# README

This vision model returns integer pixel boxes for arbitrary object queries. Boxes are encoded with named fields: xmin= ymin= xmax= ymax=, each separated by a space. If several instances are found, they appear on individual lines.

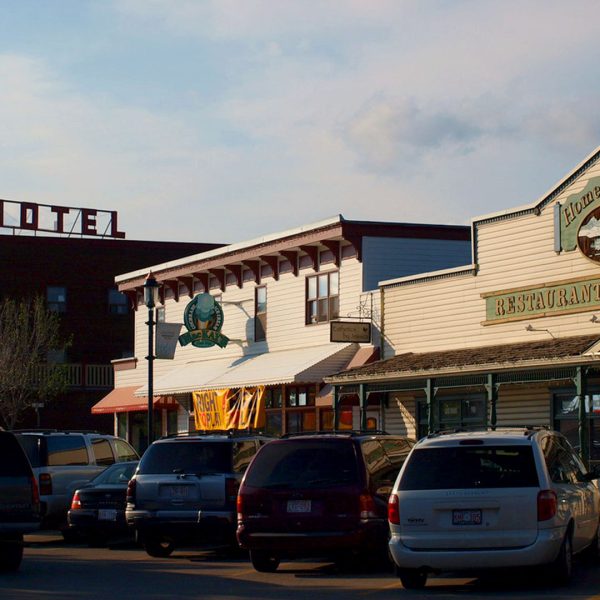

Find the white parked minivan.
xmin=388 ymin=428 xmax=600 ymax=589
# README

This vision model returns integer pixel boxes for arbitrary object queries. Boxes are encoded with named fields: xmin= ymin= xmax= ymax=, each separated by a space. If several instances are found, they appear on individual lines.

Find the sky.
xmin=1 ymin=0 xmax=600 ymax=245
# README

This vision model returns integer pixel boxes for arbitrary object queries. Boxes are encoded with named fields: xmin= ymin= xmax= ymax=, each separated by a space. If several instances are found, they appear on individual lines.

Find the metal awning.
xmin=91 ymin=386 xmax=178 ymax=414
xmin=137 ymin=343 xmax=358 ymax=397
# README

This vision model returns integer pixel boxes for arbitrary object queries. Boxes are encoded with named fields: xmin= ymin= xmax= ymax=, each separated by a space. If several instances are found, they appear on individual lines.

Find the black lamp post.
xmin=144 ymin=271 xmax=159 ymax=448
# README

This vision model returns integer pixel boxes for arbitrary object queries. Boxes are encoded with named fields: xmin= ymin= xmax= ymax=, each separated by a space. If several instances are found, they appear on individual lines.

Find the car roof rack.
xmin=281 ymin=429 xmax=390 ymax=439
xmin=159 ymin=429 xmax=274 ymax=439
xmin=425 ymin=425 xmax=550 ymax=440
xmin=11 ymin=429 xmax=101 ymax=434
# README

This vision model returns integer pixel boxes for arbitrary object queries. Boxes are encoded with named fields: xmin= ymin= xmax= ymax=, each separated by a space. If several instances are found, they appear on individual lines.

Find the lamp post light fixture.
xmin=144 ymin=271 xmax=159 ymax=448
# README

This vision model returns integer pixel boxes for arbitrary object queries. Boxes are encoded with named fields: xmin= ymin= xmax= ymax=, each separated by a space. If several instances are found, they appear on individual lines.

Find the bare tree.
xmin=0 ymin=296 xmax=69 ymax=429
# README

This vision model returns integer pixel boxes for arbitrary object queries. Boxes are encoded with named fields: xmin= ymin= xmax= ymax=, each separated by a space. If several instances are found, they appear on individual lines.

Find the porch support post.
xmin=486 ymin=373 xmax=498 ymax=429
xmin=426 ymin=378 xmax=435 ymax=434
xmin=359 ymin=384 xmax=367 ymax=431
xmin=576 ymin=366 xmax=589 ymax=467
xmin=333 ymin=385 xmax=340 ymax=430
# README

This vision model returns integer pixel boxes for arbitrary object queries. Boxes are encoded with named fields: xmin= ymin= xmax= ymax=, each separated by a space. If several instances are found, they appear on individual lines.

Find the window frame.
xmin=305 ymin=271 xmax=340 ymax=325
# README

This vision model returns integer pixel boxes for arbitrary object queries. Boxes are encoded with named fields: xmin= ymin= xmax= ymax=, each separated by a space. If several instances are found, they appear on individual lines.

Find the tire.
xmin=552 ymin=532 xmax=573 ymax=586
xmin=143 ymin=536 xmax=175 ymax=558
xmin=0 ymin=535 xmax=24 ymax=573
xmin=249 ymin=550 xmax=280 ymax=573
xmin=396 ymin=566 xmax=428 ymax=590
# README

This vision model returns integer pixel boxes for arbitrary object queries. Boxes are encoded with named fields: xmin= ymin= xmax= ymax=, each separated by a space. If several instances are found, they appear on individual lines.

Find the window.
xmin=47 ymin=436 xmax=88 ymax=466
xmin=286 ymin=386 xmax=315 ymax=407
xmin=47 ymin=286 xmax=67 ymax=313
xmin=306 ymin=272 xmax=339 ymax=324
xmin=255 ymin=286 xmax=267 ymax=342
xmin=114 ymin=439 xmax=138 ymax=461
xmin=417 ymin=394 xmax=486 ymax=437
xmin=91 ymin=438 xmax=115 ymax=466
xmin=108 ymin=288 xmax=128 ymax=314
xmin=265 ymin=388 xmax=282 ymax=408
xmin=553 ymin=392 xmax=600 ymax=463
xmin=156 ymin=307 xmax=166 ymax=323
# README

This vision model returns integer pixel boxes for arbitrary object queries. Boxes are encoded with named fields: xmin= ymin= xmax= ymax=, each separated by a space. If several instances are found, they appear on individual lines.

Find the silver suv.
xmin=126 ymin=432 xmax=272 ymax=558
xmin=388 ymin=428 xmax=600 ymax=589
xmin=15 ymin=430 xmax=138 ymax=534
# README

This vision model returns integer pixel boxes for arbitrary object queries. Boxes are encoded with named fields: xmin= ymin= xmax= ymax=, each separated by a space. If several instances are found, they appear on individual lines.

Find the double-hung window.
xmin=306 ymin=272 xmax=339 ymax=324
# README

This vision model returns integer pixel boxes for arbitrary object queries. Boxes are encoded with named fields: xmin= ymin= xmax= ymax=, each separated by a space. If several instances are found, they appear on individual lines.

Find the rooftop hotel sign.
xmin=0 ymin=199 xmax=125 ymax=238
xmin=482 ymin=276 xmax=600 ymax=325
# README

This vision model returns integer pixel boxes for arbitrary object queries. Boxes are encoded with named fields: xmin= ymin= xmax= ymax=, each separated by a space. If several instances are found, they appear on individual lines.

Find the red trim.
xmin=226 ymin=264 xmax=243 ymax=288
xmin=243 ymin=260 xmax=261 ymax=285
xmin=280 ymin=250 xmax=299 ymax=276
xmin=209 ymin=268 xmax=227 ymax=292
xmin=262 ymin=256 xmax=280 ymax=281
xmin=321 ymin=240 xmax=341 ymax=267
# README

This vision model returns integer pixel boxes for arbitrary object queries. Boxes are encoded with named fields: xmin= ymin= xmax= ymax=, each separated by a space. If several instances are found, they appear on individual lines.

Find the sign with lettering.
xmin=483 ymin=276 xmax=600 ymax=324
xmin=330 ymin=321 xmax=371 ymax=343
xmin=192 ymin=387 xmax=266 ymax=431
xmin=560 ymin=176 xmax=600 ymax=252
xmin=178 ymin=293 xmax=229 ymax=349
xmin=0 ymin=199 xmax=125 ymax=238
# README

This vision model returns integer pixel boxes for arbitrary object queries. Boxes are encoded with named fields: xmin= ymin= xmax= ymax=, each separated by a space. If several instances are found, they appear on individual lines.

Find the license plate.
xmin=287 ymin=500 xmax=311 ymax=513
xmin=452 ymin=509 xmax=482 ymax=525
xmin=98 ymin=509 xmax=117 ymax=521
xmin=166 ymin=486 xmax=190 ymax=499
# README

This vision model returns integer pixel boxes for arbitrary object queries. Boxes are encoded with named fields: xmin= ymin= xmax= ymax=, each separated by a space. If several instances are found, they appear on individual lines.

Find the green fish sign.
xmin=178 ymin=293 xmax=229 ymax=349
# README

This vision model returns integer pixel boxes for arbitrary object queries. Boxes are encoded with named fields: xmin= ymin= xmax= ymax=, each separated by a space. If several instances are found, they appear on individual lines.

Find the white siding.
xmin=119 ymin=257 xmax=366 ymax=390
xmin=383 ymin=168 xmax=600 ymax=355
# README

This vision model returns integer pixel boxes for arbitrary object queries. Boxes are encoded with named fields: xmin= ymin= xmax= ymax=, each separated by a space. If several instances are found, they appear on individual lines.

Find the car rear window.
xmin=139 ymin=441 xmax=232 ymax=474
xmin=15 ymin=434 xmax=42 ymax=468
xmin=244 ymin=439 xmax=360 ymax=489
xmin=400 ymin=445 xmax=539 ymax=490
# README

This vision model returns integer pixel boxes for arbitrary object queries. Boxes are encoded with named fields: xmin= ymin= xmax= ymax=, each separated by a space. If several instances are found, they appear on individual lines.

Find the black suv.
xmin=0 ymin=431 xmax=41 ymax=572
xmin=126 ymin=431 xmax=272 ymax=557
xmin=236 ymin=431 xmax=415 ymax=572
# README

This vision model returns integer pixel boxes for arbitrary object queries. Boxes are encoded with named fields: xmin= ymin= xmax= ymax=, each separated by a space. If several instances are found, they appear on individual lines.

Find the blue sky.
xmin=1 ymin=0 xmax=600 ymax=244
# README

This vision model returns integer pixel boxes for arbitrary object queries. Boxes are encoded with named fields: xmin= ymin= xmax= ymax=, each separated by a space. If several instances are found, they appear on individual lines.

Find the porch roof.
xmin=325 ymin=334 xmax=600 ymax=385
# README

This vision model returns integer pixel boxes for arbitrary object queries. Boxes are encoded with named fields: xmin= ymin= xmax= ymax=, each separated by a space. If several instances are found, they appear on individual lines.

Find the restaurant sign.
xmin=178 ymin=293 xmax=229 ymax=348
xmin=559 ymin=175 xmax=600 ymax=258
xmin=483 ymin=276 xmax=600 ymax=324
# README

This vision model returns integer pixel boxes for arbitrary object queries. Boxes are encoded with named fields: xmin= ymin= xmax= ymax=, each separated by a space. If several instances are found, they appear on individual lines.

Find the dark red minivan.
xmin=236 ymin=432 xmax=414 ymax=572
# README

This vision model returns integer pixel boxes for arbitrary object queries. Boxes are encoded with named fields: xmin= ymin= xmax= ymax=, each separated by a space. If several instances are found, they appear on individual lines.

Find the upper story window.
xmin=306 ymin=272 xmax=339 ymax=324
xmin=255 ymin=286 xmax=267 ymax=342
xmin=47 ymin=286 xmax=67 ymax=313
xmin=108 ymin=288 xmax=128 ymax=315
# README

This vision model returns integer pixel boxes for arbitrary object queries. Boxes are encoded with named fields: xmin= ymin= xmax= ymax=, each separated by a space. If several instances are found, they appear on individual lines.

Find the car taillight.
xmin=126 ymin=477 xmax=136 ymax=504
xmin=226 ymin=477 xmax=239 ymax=504
xmin=537 ymin=489 xmax=557 ymax=521
xmin=236 ymin=492 xmax=245 ymax=520
xmin=359 ymin=493 xmax=377 ymax=519
xmin=39 ymin=473 xmax=52 ymax=496
xmin=71 ymin=491 xmax=82 ymax=510
xmin=31 ymin=476 xmax=40 ymax=507
xmin=388 ymin=493 xmax=400 ymax=525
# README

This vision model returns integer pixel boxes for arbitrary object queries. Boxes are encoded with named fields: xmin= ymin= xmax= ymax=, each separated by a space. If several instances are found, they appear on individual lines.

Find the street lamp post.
xmin=144 ymin=271 xmax=159 ymax=449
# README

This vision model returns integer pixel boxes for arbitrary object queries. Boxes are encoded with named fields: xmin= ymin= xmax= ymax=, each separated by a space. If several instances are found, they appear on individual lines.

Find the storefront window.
xmin=117 ymin=413 xmax=127 ymax=440
xmin=265 ymin=388 xmax=283 ymax=409
xmin=265 ymin=411 xmax=282 ymax=436
xmin=553 ymin=392 xmax=600 ymax=463
xmin=418 ymin=394 xmax=486 ymax=437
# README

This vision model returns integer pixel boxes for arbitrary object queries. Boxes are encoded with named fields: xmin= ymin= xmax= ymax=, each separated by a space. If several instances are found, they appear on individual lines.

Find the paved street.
xmin=1 ymin=533 xmax=600 ymax=600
